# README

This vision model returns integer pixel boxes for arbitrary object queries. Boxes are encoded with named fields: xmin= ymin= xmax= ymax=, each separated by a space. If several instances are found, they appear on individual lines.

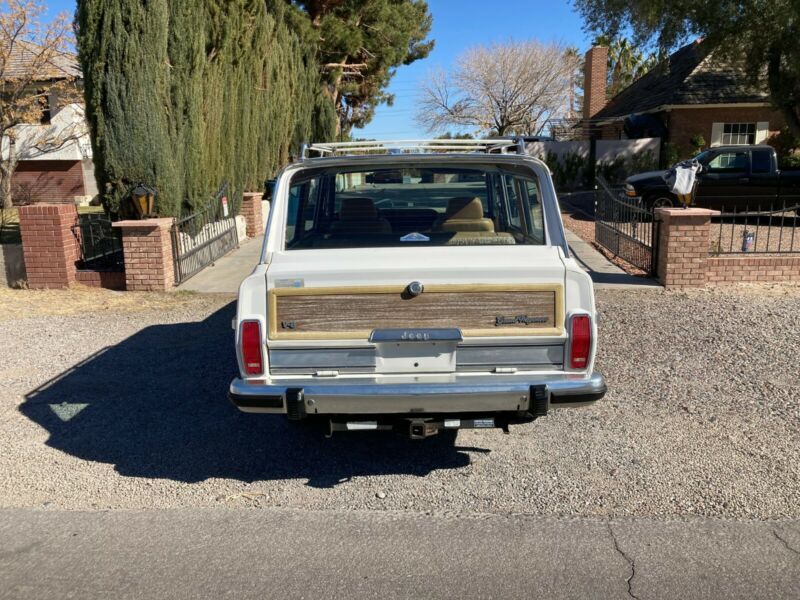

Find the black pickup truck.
xmin=624 ymin=145 xmax=800 ymax=212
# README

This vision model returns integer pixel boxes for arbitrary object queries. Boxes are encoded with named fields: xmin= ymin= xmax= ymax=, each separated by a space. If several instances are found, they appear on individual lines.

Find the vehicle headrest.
xmin=340 ymin=197 xmax=378 ymax=221
xmin=444 ymin=197 xmax=484 ymax=221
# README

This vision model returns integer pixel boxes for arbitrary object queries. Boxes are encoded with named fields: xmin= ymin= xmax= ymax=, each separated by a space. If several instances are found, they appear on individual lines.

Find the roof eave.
xmin=592 ymin=100 xmax=773 ymax=124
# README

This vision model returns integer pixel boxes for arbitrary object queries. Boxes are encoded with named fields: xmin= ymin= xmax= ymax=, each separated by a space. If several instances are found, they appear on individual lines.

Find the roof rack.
xmin=302 ymin=139 xmax=523 ymax=159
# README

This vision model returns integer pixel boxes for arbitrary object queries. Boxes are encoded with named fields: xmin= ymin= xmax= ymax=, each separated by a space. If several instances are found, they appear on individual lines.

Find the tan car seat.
xmin=330 ymin=197 xmax=392 ymax=234
xmin=434 ymin=197 xmax=495 ymax=232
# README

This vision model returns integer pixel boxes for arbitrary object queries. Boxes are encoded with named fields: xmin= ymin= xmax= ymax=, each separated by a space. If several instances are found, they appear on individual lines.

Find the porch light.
xmin=130 ymin=184 xmax=157 ymax=219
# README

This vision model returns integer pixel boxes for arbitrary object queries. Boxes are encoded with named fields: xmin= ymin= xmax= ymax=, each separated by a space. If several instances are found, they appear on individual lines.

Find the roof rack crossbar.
xmin=302 ymin=139 xmax=523 ymax=159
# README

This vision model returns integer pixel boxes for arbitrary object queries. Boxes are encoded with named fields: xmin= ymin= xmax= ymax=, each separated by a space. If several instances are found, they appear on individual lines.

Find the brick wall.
xmin=667 ymin=106 xmax=785 ymax=156
xmin=599 ymin=122 xmax=625 ymax=140
xmin=241 ymin=192 xmax=264 ymax=238
xmin=707 ymin=256 xmax=800 ymax=285
xmin=75 ymin=270 xmax=127 ymax=290
xmin=13 ymin=160 xmax=85 ymax=205
xmin=656 ymin=207 xmax=800 ymax=288
xmin=113 ymin=218 xmax=175 ymax=291
xmin=18 ymin=204 xmax=80 ymax=288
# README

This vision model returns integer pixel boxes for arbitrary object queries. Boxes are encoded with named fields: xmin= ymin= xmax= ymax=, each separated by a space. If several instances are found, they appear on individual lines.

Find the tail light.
xmin=240 ymin=320 xmax=263 ymax=375
xmin=569 ymin=315 xmax=592 ymax=369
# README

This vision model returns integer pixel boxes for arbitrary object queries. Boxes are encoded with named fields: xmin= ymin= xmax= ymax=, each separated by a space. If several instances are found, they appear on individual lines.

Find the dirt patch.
xmin=0 ymin=286 xmax=228 ymax=321
xmin=561 ymin=210 xmax=595 ymax=244
xmin=561 ymin=208 xmax=650 ymax=277
xmin=710 ymin=213 xmax=800 ymax=254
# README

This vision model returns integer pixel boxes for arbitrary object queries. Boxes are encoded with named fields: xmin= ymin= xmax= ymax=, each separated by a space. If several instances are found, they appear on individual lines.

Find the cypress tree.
xmin=76 ymin=0 xmax=336 ymax=217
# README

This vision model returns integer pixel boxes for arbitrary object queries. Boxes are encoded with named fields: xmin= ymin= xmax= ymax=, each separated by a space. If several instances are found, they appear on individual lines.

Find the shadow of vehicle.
xmin=20 ymin=302 xmax=476 ymax=488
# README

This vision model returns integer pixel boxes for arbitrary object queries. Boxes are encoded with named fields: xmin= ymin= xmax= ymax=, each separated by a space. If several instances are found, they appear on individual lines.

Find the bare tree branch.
xmin=416 ymin=40 xmax=581 ymax=137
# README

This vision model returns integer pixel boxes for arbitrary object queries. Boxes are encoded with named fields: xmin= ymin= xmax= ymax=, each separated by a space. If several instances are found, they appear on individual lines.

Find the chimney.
xmin=583 ymin=46 xmax=608 ymax=122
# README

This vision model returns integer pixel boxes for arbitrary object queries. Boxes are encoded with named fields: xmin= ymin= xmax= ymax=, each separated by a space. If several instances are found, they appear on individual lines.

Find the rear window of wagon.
xmin=284 ymin=163 xmax=546 ymax=249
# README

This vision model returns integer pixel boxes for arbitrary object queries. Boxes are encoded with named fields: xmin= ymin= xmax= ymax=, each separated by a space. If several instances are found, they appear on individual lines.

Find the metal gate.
xmin=594 ymin=175 xmax=659 ymax=274
xmin=171 ymin=183 xmax=239 ymax=284
xmin=73 ymin=213 xmax=125 ymax=270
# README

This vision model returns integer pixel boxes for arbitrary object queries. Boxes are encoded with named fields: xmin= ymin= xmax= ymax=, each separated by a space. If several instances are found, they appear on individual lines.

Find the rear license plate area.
xmin=371 ymin=328 xmax=460 ymax=374
xmin=374 ymin=341 xmax=457 ymax=373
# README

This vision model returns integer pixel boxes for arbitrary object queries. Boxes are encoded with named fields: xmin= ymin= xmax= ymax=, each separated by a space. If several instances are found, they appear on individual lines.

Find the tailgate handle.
xmin=369 ymin=328 xmax=463 ymax=343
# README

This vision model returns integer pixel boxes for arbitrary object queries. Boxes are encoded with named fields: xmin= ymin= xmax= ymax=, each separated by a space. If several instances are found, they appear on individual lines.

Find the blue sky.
xmin=45 ymin=0 xmax=591 ymax=138
xmin=357 ymin=0 xmax=591 ymax=138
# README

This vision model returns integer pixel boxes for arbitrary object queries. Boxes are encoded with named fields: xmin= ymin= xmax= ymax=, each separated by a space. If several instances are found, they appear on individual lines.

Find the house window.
xmin=722 ymin=123 xmax=756 ymax=145
xmin=38 ymin=91 xmax=52 ymax=125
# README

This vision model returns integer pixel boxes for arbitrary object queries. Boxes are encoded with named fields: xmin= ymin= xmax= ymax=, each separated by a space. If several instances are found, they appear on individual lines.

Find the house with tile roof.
xmin=582 ymin=40 xmax=785 ymax=158
xmin=1 ymin=41 xmax=96 ymax=206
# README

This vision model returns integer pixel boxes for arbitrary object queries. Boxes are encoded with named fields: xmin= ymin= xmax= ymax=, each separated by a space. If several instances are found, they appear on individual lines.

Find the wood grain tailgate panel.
xmin=270 ymin=285 xmax=563 ymax=339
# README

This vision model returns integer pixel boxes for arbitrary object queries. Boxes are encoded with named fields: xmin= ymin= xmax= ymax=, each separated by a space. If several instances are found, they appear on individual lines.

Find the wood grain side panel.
xmin=271 ymin=286 xmax=561 ymax=339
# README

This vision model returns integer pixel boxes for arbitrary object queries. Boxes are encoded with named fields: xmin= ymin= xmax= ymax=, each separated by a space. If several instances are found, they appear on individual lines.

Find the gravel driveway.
xmin=1 ymin=286 xmax=798 ymax=518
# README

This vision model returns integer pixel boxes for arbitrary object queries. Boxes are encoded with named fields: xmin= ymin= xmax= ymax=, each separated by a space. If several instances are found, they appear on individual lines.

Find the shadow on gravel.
xmin=20 ymin=302 xmax=476 ymax=488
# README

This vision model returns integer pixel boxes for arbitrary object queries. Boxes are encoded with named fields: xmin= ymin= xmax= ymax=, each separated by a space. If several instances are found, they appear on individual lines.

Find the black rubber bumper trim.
xmin=228 ymin=392 xmax=284 ymax=409
xmin=529 ymin=385 xmax=550 ymax=417
xmin=550 ymin=388 xmax=607 ymax=404
xmin=285 ymin=387 xmax=306 ymax=420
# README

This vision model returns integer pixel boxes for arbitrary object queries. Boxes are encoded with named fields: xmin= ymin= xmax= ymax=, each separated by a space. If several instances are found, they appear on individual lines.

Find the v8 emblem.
xmin=281 ymin=321 xmax=297 ymax=330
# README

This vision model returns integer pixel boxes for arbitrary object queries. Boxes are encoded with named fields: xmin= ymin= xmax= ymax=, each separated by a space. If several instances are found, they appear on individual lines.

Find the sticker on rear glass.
xmin=275 ymin=278 xmax=304 ymax=288
xmin=400 ymin=232 xmax=430 ymax=242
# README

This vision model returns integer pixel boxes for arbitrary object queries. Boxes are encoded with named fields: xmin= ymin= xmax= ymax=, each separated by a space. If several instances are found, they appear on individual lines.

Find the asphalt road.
xmin=559 ymin=190 xmax=597 ymax=217
xmin=1 ymin=508 xmax=799 ymax=600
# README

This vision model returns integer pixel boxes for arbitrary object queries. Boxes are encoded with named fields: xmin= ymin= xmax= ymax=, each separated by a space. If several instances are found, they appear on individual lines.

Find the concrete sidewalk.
xmin=1 ymin=508 xmax=798 ymax=599
xmin=177 ymin=235 xmax=264 ymax=293
xmin=565 ymin=228 xmax=661 ymax=290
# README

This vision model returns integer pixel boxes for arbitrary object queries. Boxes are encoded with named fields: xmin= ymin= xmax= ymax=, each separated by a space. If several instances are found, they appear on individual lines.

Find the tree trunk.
xmin=0 ymin=158 xmax=14 ymax=210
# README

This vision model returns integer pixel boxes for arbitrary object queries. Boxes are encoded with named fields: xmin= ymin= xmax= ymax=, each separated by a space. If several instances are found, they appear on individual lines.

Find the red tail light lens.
xmin=569 ymin=315 xmax=591 ymax=369
xmin=241 ymin=320 xmax=263 ymax=375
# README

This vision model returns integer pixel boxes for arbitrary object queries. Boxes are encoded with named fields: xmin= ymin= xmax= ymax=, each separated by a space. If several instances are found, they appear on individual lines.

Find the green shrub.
xmin=543 ymin=150 xmax=588 ymax=190
xmin=627 ymin=149 xmax=658 ymax=175
xmin=76 ymin=0 xmax=335 ymax=217
xmin=769 ymin=127 xmax=800 ymax=170
xmin=663 ymin=142 xmax=680 ymax=167
xmin=597 ymin=156 xmax=627 ymax=184
xmin=690 ymin=133 xmax=706 ymax=152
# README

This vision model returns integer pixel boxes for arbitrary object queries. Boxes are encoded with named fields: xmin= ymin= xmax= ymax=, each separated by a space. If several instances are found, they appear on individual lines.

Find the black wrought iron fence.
xmin=73 ymin=213 xmax=124 ymax=270
xmin=711 ymin=203 xmax=800 ymax=255
xmin=594 ymin=175 xmax=659 ymax=274
xmin=171 ymin=182 xmax=239 ymax=284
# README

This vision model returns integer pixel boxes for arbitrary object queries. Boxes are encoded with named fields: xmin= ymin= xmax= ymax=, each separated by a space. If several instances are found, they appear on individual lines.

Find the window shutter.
xmin=710 ymin=123 xmax=724 ymax=147
xmin=755 ymin=121 xmax=769 ymax=144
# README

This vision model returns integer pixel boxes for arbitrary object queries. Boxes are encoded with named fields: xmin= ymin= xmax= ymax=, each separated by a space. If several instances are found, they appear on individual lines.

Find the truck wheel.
xmin=649 ymin=195 xmax=675 ymax=209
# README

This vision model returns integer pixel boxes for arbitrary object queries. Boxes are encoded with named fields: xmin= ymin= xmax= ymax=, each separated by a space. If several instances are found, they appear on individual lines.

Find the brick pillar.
xmin=113 ymin=218 xmax=175 ymax=291
xmin=19 ymin=204 xmax=79 ymax=289
xmin=655 ymin=208 xmax=719 ymax=289
xmin=583 ymin=46 xmax=608 ymax=137
xmin=241 ymin=192 xmax=264 ymax=238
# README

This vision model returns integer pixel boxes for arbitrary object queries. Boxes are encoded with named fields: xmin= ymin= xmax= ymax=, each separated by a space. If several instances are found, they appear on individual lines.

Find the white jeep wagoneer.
xmin=229 ymin=139 xmax=605 ymax=438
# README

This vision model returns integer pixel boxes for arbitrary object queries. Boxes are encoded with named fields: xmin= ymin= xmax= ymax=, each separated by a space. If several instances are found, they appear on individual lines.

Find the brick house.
xmin=582 ymin=40 xmax=785 ymax=158
xmin=2 ymin=41 xmax=97 ymax=205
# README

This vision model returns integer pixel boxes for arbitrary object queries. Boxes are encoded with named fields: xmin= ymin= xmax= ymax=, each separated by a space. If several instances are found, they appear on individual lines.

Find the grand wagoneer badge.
xmin=495 ymin=315 xmax=549 ymax=326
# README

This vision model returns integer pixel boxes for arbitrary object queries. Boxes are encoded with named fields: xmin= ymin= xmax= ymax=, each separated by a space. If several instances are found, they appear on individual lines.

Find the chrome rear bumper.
xmin=228 ymin=372 xmax=606 ymax=416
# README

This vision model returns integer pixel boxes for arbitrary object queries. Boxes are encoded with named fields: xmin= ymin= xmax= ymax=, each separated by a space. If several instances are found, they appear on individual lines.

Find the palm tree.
xmin=594 ymin=35 xmax=657 ymax=98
